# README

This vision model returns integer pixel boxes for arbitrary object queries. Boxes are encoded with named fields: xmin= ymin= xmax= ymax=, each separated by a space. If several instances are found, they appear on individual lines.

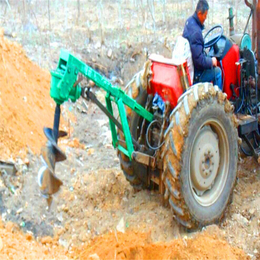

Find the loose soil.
xmin=0 ymin=28 xmax=53 ymax=160
xmin=0 ymin=220 xmax=69 ymax=260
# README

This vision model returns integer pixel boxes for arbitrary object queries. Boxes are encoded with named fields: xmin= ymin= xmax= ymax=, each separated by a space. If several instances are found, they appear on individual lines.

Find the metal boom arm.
xmin=50 ymin=50 xmax=153 ymax=160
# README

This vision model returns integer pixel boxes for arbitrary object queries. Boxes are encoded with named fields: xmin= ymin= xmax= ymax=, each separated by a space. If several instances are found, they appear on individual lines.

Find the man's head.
xmin=196 ymin=0 xmax=209 ymax=25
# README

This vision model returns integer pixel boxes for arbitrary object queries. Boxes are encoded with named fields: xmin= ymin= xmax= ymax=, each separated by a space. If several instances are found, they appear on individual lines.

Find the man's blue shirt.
xmin=183 ymin=13 xmax=212 ymax=73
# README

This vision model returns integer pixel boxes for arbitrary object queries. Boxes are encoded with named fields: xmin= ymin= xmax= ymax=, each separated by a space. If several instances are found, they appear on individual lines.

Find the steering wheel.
xmin=204 ymin=25 xmax=223 ymax=49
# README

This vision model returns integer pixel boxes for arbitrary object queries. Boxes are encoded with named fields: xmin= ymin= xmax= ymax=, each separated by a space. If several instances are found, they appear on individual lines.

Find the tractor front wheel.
xmin=161 ymin=83 xmax=238 ymax=229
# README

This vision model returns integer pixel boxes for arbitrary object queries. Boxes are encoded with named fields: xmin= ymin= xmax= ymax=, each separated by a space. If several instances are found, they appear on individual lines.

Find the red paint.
xmin=149 ymin=61 xmax=184 ymax=108
xmin=221 ymin=44 xmax=240 ymax=99
xmin=149 ymin=44 xmax=240 ymax=107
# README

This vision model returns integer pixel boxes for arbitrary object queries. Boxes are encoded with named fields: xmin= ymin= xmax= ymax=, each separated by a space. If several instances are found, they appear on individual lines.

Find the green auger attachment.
xmin=38 ymin=49 xmax=154 ymax=206
xmin=50 ymin=67 xmax=81 ymax=105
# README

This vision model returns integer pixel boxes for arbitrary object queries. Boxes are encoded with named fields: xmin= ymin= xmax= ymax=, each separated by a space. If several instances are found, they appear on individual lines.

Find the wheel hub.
xmin=191 ymin=126 xmax=220 ymax=195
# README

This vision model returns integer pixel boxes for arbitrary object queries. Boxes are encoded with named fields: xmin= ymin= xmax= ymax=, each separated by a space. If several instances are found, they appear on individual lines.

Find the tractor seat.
xmin=172 ymin=36 xmax=194 ymax=85
xmin=149 ymin=53 xmax=185 ymax=66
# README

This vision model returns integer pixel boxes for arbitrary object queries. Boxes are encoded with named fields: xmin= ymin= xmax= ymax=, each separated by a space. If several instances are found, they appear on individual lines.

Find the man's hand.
xmin=212 ymin=57 xmax=218 ymax=67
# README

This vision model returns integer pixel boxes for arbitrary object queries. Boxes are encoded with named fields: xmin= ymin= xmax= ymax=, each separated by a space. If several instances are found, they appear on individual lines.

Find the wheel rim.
xmin=189 ymin=120 xmax=229 ymax=207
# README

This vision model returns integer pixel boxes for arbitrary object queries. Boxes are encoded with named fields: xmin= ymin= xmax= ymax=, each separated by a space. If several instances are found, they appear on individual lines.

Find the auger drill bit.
xmin=38 ymin=104 xmax=67 ymax=207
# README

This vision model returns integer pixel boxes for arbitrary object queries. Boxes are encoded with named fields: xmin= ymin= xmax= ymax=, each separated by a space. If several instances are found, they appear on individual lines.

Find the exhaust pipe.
xmin=228 ymin=7 xmax=235 ymax=36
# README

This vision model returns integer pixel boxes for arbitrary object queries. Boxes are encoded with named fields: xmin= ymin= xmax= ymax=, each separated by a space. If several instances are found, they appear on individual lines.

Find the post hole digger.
xmin=39 ymin=0 xmax=260 ymax=229
xmin=38 ymin=50 xmax=154 ymax=207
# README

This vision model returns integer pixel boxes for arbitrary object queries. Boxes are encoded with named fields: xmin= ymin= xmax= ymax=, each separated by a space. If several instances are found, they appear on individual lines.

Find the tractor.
xmin=38 ymin=0 xmax=260 ymax=229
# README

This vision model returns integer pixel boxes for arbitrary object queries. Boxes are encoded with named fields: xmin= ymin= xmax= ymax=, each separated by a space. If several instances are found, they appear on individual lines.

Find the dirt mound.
xmin=0 ymin=218 xmax=248 ymax=260
xmin=0 ymin=220 xmax=69 ymax=259
xmin=0 ymin=28 xmax=54 ymax=160
xmin=75 ymin=230 xmax=248 ymax=260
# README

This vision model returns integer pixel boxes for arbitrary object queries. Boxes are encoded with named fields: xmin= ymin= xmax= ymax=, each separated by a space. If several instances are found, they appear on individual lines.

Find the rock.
xmin=57 ymin=212 xmax=63 ymax=222
xmin=79 ymin=231 xmax=88 ymax=242
xmin=249 ymin=208 xmax=256 ymax=215
xmin=89 ymin=80 xmax=95 ymax=87
xmin=105 ymin=144 xmax=113 ymax=149
xmin=59 ymin=238 xmax=70 ymax=249
xmin=50 ymin=42 xmax=60 ymax=48
xmin=94 ymin=42 xmax=101 ymax=49
xmin=25 ymin=233 xmax=33 ymax=241
xmin=16 ymin=208 xmax=23 ymax=214
xmin=107 ymin=49 xmax=112 ymax=58
xmin=114 ymin=158 xmax=119 ymax=163
xmin=87 ymin=148 xmax=95 ymax=155
xmin=24 ymin=158 xmax=30 ymax=166
xmin=232 ymin=213 xmax=249 ymax=226
xmin=116 ymin=217 xmax=125 ymax=233
xmin=41 ymin=236 xmax=53 ymax=245
xmin=61 ymin=204 xmax=69 ymax=213
xmin=57 ymin=227 xmax=65 ymax=236
xmin=88 ymin=253 xmax=100 ymax=260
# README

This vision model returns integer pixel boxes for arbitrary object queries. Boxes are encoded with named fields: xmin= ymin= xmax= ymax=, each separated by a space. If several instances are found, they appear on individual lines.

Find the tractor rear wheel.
xmin=161 ymin=83 xmax=238 ymax=229
xmin=117 ymin=73 xmax=150 ymax=190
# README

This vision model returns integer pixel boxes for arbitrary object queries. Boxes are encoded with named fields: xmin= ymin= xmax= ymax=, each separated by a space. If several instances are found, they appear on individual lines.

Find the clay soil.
xmin=0 ymin=1 xmax=259 ymax=259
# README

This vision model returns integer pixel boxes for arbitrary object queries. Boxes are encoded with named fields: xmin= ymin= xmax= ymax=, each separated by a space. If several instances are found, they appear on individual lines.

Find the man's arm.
xmin=190 ymin=31 xmax=212 ymax=71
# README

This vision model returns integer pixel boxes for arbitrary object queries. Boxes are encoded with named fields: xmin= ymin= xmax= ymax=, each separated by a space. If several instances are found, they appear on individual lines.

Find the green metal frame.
xmin=50 ymin=50 xmax=153 ymax=160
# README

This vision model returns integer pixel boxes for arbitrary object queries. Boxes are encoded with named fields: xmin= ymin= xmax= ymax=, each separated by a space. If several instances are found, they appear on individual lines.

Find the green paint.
xmin=49 ymin=50 xmax=153 ymax=160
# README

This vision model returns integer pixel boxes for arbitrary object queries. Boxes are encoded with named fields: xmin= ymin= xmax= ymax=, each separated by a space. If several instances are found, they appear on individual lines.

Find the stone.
xmin=88 ymin=253 xmax=100 ymax=260
xmin=107 ymin=49 xmax=112 ymax=58
xmin=232 ymin=213 xmax=249 ymax=226
xmin=116 ymin=217 xmax=125 ymax=233
xmin=41 ymin=236 xmax=53 ymax=244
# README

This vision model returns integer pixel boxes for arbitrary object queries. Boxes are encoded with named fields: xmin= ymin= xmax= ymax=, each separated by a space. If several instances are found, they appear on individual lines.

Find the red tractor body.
xmin=149 ymin=55 xmax=192 ymax=108
xmin=221 ymin=44 xmax=240 ymax=99
xmin=149 ymin=39 xmax=242 ymax=105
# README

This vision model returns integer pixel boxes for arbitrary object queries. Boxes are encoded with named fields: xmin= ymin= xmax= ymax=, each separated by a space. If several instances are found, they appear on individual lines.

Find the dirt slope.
xmin=0 ymin=28 xmax=53 ymax=160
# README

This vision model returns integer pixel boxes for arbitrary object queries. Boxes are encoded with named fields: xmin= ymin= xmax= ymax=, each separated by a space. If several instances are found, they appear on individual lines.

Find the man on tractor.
xmin=183 ymin=0 xmax=222 ymax=90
